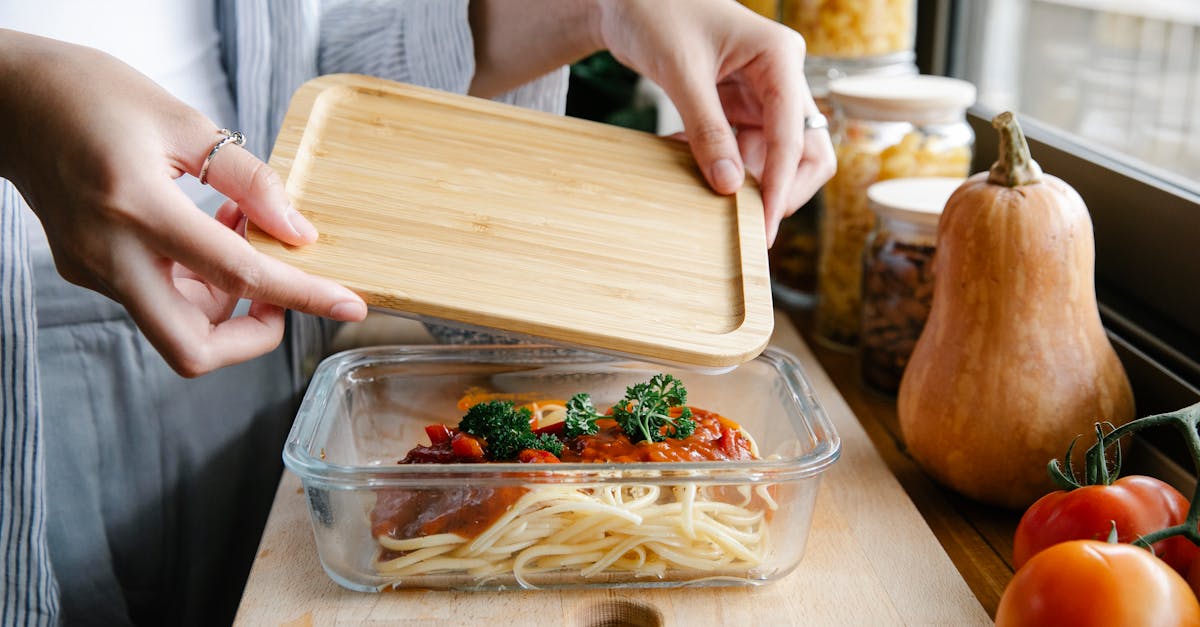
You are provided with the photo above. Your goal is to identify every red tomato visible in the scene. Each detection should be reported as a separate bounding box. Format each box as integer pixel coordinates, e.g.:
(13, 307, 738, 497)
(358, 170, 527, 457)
(1189, 556, 1200, 601)
(996, 540, 1200, 627)
(1013, 475, 1199, 575)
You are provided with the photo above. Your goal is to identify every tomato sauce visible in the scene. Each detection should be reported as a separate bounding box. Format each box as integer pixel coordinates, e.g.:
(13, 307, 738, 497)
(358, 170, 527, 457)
(561, 409, 753, 463)
(372, 407, 756, 545)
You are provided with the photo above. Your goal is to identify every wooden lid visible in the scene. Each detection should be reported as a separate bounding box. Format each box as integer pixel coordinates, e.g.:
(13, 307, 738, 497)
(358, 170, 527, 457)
(249, 74, 774, 370)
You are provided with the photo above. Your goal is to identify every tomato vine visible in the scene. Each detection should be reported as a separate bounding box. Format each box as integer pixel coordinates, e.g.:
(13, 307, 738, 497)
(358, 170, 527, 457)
(1047, 402, 1200, 551)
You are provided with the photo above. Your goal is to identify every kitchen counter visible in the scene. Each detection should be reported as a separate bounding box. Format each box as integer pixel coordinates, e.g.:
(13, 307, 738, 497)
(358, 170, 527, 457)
(233, 310, 1002, 625)
(781, 307, 1020, 617)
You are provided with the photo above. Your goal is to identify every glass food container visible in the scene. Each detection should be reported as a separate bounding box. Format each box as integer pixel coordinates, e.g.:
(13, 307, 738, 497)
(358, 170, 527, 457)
(769, 57, 918, 310)
(815, 74, 975, 350)
(780, 0, 916, 61)
(736, 0, 779, 19)
(859, 177, 962, 396)
(284, 345, 841, 592)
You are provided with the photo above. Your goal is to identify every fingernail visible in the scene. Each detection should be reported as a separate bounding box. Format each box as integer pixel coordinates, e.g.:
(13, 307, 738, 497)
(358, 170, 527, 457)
(767, 222, 779, 248)
(287, 205, 319, 242)
(330, 300, 366, 321)
(711, 159, 742, 192)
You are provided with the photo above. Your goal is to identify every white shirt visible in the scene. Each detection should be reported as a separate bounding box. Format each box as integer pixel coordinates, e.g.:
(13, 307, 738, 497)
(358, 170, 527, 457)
(0, 0, 236, 213)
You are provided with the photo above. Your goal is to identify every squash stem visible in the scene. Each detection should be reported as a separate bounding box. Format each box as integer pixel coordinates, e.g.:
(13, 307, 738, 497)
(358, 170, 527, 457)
(988, 112, 1044, 187)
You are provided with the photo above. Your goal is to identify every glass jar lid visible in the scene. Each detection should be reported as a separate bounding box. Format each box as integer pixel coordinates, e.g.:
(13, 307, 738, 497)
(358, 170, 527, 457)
(867, 177, 965, 229)
(806, 55, 918, 108)
(829, 75, 977, 125)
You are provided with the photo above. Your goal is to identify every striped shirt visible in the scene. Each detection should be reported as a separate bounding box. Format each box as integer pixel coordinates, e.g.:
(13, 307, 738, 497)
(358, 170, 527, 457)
(1, 2, 566, 624)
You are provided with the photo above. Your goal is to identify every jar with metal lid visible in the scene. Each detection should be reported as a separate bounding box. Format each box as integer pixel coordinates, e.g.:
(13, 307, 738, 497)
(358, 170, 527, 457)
(780, 0, 915, 62)
(814, 74, 975, 350)
(859, 177, 961, 396)
(769, 57, 917, 310)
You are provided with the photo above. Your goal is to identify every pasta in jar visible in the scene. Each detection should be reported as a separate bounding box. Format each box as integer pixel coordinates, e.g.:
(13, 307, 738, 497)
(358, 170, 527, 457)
(815, 75, 975, 350)
(781, 0, 915, 59)
(736, 0, 779, 19)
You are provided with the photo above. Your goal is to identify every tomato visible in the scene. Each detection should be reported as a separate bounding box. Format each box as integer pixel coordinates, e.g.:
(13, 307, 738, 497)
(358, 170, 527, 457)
(996, 540, 1200, 627)
(1013, 475, 1199, 575)
(1190, 557, 1200, 601)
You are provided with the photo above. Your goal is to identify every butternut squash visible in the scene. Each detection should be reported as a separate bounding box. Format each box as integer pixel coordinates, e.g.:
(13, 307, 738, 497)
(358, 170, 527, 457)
(897, 112, 1135, 509)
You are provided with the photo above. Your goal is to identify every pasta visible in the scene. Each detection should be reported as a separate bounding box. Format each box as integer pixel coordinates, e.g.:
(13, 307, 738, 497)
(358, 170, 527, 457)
(781, 0, 914, 58)
(816, 127, 971, 348)
(369, 392, 779, 588)
(375, 482, 777, 587)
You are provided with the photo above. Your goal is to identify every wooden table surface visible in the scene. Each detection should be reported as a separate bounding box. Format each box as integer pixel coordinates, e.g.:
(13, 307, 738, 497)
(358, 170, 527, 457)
(235, 310, 1006, 625)
(781, 307, 1021, 618)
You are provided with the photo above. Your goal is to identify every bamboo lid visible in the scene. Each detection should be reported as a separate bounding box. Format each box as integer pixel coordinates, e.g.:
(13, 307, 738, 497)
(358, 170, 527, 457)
(249, 74, 774, 370)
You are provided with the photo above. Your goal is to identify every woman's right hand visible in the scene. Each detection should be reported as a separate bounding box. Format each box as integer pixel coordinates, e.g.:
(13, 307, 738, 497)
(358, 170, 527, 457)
(0, 29, 367, 377)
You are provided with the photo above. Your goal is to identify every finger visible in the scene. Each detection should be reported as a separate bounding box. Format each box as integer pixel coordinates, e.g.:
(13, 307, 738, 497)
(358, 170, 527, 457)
(736, 127, 768, 183)
(213, 199, 243, 231)
(172, 199, 245, 320)
(110, 244, 286, 377)
(757, 88, 806, 248)
(171, 200, 242, 282)
(190, 130, 318, 246)
(785, 127, 836, 215)
(174, 273, 240, 321)
(663, 71, 745, 195)
(139, 180, 367, 322)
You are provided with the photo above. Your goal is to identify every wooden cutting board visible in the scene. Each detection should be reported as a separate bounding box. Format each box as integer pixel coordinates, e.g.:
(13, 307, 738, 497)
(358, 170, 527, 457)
(233, 311, 990, 626)
(249, 74, 774, 370)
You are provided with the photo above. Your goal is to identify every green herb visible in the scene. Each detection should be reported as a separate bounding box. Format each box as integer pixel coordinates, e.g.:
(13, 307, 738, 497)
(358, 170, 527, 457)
(613, 374, 695, 443)
(458, 400, 563, 460)
(568, 374, 697, 444)
(564, 393, 607, 438)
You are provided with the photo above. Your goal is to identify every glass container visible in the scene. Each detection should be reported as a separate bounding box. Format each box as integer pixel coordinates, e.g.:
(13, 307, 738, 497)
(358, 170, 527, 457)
(780, 0, 916, 61)
(859, 177, 962, 395)
(285, 345, 841, 592)
(815, 74, 975, 350)
(737, 0, 779, 19)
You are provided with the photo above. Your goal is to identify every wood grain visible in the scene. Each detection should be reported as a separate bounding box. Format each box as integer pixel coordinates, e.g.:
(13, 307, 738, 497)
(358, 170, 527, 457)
(234, 312, 989, 626)
(784, 307, 1020, 617)
(248, 74, 774, 370)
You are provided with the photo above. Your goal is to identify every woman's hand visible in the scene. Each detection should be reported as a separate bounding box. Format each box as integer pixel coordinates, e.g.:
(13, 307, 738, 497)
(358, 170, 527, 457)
(596, 0, 835, 246)
(0, 30, 367, 377)
(469, 0, 836, 246)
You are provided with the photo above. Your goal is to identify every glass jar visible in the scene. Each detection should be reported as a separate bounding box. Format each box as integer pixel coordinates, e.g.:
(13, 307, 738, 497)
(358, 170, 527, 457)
(859, 177, 962, 396)
(769, 58, 917, 311)
(736, 0, 779, 19)
(814, 74, 975, 350)
(781, 0, 916, 61)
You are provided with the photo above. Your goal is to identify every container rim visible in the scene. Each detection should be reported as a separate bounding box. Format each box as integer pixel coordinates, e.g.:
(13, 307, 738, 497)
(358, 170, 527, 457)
(283, 344, 842, 488)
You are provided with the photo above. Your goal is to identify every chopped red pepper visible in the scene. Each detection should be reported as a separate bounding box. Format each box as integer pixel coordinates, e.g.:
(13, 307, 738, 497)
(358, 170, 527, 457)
(424, 424, 454, 445)
(517, 449, 561, 463)
(450, 432, 486, 461)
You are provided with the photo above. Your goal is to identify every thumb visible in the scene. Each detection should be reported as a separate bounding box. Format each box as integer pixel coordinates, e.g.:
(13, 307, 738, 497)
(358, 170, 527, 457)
(665, 75, 744, 195)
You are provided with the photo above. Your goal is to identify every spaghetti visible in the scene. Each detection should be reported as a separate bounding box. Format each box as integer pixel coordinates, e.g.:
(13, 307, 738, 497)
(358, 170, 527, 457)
(370, 389, 778, 588)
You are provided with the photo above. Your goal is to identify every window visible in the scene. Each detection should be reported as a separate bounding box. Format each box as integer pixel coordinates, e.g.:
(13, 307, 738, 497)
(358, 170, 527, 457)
(926, 0, 1200, 466)
(953, 0, 1200, 188)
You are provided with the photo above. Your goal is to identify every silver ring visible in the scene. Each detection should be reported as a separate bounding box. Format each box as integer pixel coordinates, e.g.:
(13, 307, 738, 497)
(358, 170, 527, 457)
(199, 128, 246, 185)
(803, 113, 828, 131)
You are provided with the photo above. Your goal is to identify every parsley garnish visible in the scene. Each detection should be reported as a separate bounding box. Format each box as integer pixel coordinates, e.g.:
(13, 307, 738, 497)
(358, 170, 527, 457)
(564, 393, 607, 438)
(565, 374, 695, 444)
